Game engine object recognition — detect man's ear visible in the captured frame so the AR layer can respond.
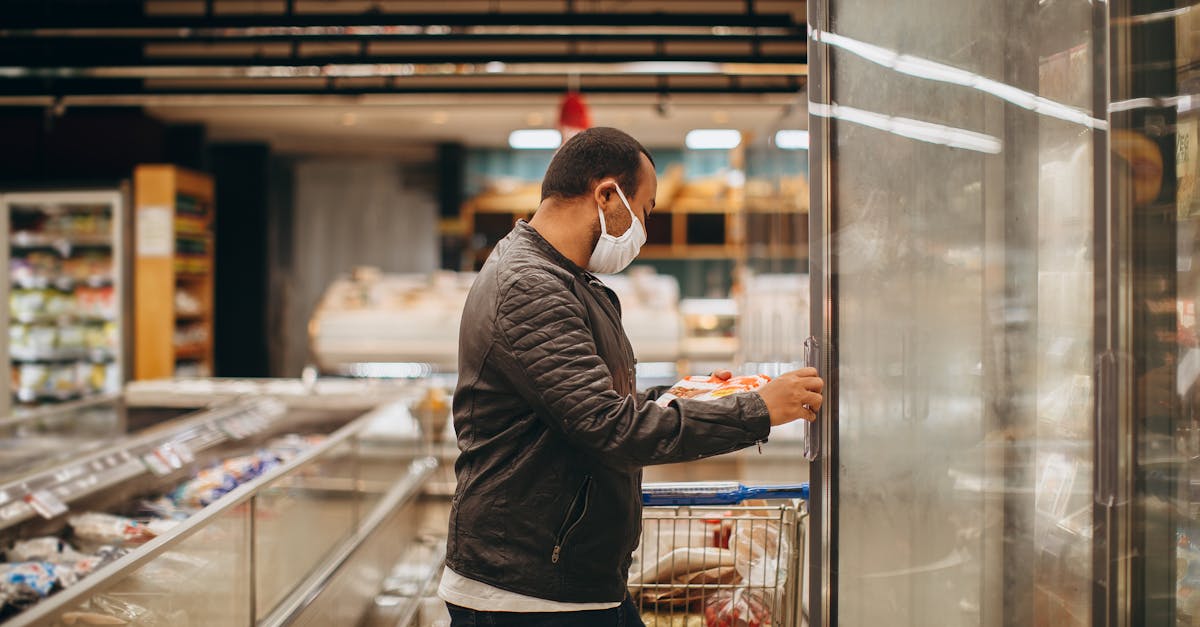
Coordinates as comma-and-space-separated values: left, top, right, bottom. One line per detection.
593, 179, 615, 206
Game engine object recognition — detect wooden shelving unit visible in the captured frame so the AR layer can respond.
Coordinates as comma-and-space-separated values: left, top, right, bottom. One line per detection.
459, 160, 809, 268
133, 165, 215, 380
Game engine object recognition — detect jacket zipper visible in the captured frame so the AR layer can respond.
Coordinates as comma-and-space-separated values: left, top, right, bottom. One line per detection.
552, 475, 593, 564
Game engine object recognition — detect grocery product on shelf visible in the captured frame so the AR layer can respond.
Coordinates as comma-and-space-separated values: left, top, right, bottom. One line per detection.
0, 433, 324, 620
5, 192, 124, 407
67, 514, 159, 550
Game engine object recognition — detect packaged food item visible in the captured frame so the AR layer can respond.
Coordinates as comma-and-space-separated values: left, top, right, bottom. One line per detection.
0, 561, 69, 599
655, 375, 771, 408
7, 538, 86, 564
703, 588, 772, 627
629, 547, 736, 586
731, 512, 789, 588
68, 513, 157, 549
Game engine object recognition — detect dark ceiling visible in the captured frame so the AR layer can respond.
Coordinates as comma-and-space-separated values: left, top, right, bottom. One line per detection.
0, 1, 808, 100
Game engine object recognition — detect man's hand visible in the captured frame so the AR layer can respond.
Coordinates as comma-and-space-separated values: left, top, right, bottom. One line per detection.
757, 368, 824, 426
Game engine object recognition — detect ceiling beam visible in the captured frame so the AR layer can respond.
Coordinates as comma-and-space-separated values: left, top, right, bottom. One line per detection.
0, 12, 803, 30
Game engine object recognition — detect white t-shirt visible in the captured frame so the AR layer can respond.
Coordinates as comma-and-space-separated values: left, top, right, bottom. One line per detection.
438, 567, 621, 612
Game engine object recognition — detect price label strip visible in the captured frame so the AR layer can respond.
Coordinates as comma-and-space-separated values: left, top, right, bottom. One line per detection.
24, 490, 68, 520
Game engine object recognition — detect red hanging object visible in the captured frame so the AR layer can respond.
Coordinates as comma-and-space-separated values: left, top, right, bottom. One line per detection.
558, 91, 592, 141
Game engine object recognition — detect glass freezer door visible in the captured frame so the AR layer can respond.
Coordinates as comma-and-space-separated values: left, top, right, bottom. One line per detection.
807, 0, 1107, 625
1111, 2, 1200, 625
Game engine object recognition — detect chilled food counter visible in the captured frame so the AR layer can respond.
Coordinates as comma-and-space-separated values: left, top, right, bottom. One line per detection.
0, 393, 438, 626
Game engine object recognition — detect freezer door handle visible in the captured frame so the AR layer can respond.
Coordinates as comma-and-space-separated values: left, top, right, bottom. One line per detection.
803, 336, 820, 461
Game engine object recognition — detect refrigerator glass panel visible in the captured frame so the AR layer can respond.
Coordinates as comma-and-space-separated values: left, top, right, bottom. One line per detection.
814, 0, 1101, 624
1112, 1, 1200, 624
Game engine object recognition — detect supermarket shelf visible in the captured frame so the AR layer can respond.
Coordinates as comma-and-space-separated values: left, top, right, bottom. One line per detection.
10, 232, 113, 249
11, 312, 116, 325
10, 275, 115, 291
10, 347, 116, 363
13, 388, 87, 404
174, 344, 209, 360
0, 397, 285, 533
174, 272, 211, 282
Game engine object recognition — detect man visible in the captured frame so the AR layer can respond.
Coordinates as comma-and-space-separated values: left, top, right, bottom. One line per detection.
440, 127, 824, 626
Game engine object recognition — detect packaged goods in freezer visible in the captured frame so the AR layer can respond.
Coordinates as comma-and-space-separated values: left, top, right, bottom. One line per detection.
654, 375, 771, 407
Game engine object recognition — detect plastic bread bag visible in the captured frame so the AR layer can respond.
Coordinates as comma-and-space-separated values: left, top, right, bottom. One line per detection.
58, 593, 189, 626
629, 547, 736, 586
634, 516, 724, 577
730, 507, 789, 593
703, 588, 772, 627
67, 513, 158, 550
655, 375, 771, 408
7, 538, 87, 564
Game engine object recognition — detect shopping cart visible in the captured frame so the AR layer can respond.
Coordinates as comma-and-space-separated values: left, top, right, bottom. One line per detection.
631, 482, 808, 627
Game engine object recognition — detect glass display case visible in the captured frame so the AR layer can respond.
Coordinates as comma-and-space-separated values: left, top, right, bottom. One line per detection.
0, 389, 436, 626
0, 189, 128, 413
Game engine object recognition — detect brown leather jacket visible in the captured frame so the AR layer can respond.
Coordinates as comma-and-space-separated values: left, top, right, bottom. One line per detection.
445, 221, 771, 603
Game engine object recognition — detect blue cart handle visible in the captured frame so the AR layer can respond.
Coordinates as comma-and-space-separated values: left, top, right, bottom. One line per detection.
642, 481, 809, 506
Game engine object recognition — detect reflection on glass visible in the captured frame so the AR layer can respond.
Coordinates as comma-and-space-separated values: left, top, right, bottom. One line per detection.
1116, 2, 1200, 624
254, 439, 359, 619
818, 0, 1097, 624
52, 503, 252, 625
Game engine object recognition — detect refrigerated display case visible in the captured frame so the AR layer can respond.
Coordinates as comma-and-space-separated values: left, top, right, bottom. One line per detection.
800, 0, 1197, 624
0, 387, 439, 627
0, 189, 128, 414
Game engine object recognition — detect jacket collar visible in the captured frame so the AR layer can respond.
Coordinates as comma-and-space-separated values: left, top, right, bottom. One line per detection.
513, 220, 596, 281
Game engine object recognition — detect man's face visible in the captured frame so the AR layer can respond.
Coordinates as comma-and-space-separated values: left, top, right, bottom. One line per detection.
596, 153, 658, 238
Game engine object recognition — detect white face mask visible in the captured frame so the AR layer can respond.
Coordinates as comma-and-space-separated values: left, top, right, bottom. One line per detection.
587, 183, 647, 274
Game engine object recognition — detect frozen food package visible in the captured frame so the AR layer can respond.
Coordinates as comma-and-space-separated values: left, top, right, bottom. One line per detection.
703, 588, 772, 627
0, 561, 71, 598
68, 513, 157, 549
655, 375, 771, 408
7, 538, 86, 564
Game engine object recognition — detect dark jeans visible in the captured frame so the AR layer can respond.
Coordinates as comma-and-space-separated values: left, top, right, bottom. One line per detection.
446, 595, 645, 627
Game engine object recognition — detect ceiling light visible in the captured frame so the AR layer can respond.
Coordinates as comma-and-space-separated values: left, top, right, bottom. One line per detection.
775, 129, 809, 150
711, 110, 730, 124
341, 112, 357, 126
526, 112, 546, 126
685, 129, 741, 150
509, 128, 562, 150
431, 111, 449, 125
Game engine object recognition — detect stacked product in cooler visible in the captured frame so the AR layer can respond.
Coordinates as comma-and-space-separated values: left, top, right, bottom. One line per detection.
8, 201, 119, 404
0, 434, 323, 620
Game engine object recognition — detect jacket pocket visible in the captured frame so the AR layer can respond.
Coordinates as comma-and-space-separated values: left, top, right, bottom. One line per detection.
551, 475, 592, 564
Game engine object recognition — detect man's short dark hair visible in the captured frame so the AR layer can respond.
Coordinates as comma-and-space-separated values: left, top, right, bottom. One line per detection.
541, 127, 655, 201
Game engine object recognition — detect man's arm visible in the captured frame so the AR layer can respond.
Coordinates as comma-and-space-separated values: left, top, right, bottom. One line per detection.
494, 272, 770, 468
